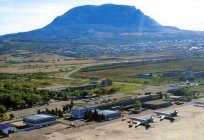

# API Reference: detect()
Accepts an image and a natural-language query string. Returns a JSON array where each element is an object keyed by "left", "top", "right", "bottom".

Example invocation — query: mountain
[
  {"left": 0, "top": 4, "right": 203, "bottom": 57},
  {"left": 0, "top": 4, "right": 178, "bottom": 42},
  {"left": 48, "top": 4, "right": 163, "bottom": 31}
]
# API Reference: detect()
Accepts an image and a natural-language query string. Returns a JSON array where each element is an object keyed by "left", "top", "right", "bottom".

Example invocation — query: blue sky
[{"left": 0, "top": 0, "right": 204, "bottom": 35}]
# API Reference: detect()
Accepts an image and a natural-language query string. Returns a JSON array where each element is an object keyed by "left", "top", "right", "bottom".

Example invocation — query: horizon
[{"left": 1, "top": 0, "right": 204, "bottom": 35}]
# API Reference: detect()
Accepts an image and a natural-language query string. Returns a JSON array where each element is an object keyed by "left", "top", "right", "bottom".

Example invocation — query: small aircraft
[
  {"left": 129, "top": 116, "right": 154, "bottom": 129},
  {"left": 194, "top": 101, "right": 204, "bottom": 107},
  {"left": 154, "top": 110, "right": 178, "bottom": 122},
  {"left": 195, "top": 101, "right": 204, "bottom": 104},
  {"left": 194, "top": 103, "right": 204, "bottom": 108}
]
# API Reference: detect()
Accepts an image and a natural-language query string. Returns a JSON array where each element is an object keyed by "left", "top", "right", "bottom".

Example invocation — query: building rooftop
[
  {"left": 143, "top": 100, "right": 169, "bottom": 105},
  {"left": 0, "top": 123, "right": 13, "bottom": 130},
  {"left": 170, "top": 96, "right": 183, "bottom": 99},
  {"left": 97, "top": 110, "right": 120, "bottom": 115},
  {"left": 24, "top": 114, "right": 56, "bottom": 121}
]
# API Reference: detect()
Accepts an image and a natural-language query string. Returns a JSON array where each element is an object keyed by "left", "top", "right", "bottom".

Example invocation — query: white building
[
  {"left": 23, "top": 114, "right": 57, "bottom": 128},
  {"left": 0, "top": 124, "right": 16, "bottom": 135}
]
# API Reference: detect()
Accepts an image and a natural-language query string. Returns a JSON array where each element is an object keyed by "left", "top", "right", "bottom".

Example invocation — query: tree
[
  {"left": 81, "top": 90, "right": 89, "bottom": 97},
  {"left": 86, "top": 110, "right": 93, "bottom": 121},
  {"left": 58, "top": 110, "right": 63, "bottom": 118},
  {"left": 42, "top": 95, "right": 50, "bottom": 104},
  {"left": 37, "top": 109, "right": 41, "bottom": 114},
  {"left": 17, "top": 100, "right": 26, "bottom": 109},
  {"left": 9, "top": 113, "right": 15, "bottom": 120},
  {"left": 99, "top": 88, "right": 107, "bottom": 95},
  {"left": 63, "top": 104, "right": 69, "bottom": 112},
  {"left": 100, "top": 114, "right": 105, "bottom": 121},
  {"left": 26, "top": 94, "right": 42, "bottom": 107},
  {"left": 70, "top": 100, "right": 74, "bottom": 110},
  {"left": 51, "top": 109, "right": 56, "bottom": 115},
  {"left": 93, "top": 109, "right": 99, "bottom": 121},
  {"left": 0, "top": 105, "right": 6, "bottom": 114},
  {"left": 108, "top": 88, "right": 117, "bottom": 94},
  {"left": 135, "top": 101, "right": 142, "bottom": 110}
]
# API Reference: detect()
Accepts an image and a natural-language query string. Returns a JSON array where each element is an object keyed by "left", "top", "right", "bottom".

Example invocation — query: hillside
[
  {"left": 0, "top": 4, "right": 204, "bottom": 57},
  {"left": 0, "top": 4, "right": 178, "bottom": 42}
]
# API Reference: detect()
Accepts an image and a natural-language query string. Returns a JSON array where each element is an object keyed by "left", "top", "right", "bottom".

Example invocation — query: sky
[{"left": 0, "top": 0, "right": 204, "bottom": 35}]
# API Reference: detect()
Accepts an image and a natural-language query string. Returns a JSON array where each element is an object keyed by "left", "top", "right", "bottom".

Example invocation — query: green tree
[
  {"left": 9, "top": 113, "right": 15, "bottom": 120},
  {"left": 37, "top": 109, "right": 41, "bottom": 114},
  {"left": 17, "top": 99, "right": 26, "bottom": 108},
  {"left": 86, "top": 110, "right": 93, "bottom": 121},
  {"left": 70, "top": 100, "right": 74, "bottom": 110},
  {"left": 163, "top": 93, "right": 170, "bottom": 100},
  {"left": 93, "top": 110, "right": 99, "bottom": 121},
  {"left": 81, "top": 90, "right": 89, "bottom": 97},
  {"left": 58, "top": 110, "right": 63, "bottom": 118},
  {"left": 135, "top": 101, "right": 142, "bottom": 110},
  {"left": 0, "top": 105, "right": 6, "bottom": 114}
]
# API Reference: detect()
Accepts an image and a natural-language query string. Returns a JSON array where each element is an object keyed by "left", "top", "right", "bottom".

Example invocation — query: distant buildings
[
  {"left": 130, "top": 73, "right": 152, "bottom": 79},
  {"left": 23, "top": 114, "right": 57, "bottom": 128},
  {"left": 136, "top": 73, "right": 153, "bottom": 79},
  {"left": 163, "top": 71, "right": 182, "bottom": 78},
  {"left": 163, "top": 67, "right": 196, "bottom": 80},
  {"left": 0, "top": 124, "right": 16, "bottom": 136}
]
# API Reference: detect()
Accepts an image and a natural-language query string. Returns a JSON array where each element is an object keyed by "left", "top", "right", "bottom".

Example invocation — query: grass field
[
  {"left": 0, "top": 78, "right": 88, "bottom": 89},
  {"left": 112, "top": 76, "right": 179, "bottom": 86},
  {"left": 90, "top": 83, "right": 145, "bottom": 94},
  {"left": 78, "top": 58, "right": 204, "bottom": 78},
  {"left": 76, "top": 58, "right": 204, "bottom": 86},
  {"left": 0, "top": 52, "right": 96, "bottom": 74}
]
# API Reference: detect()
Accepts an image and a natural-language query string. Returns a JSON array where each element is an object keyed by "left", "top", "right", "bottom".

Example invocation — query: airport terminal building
[{"left": 23, "top": 114, "right": 57, "bottom": 128}]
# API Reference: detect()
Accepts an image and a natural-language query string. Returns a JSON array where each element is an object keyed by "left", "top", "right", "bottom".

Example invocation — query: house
[
  {"left": 23, "top": 114, "right": 57, "bottom": 128},
  {"left": 70, "top": 107, "right": 96, "bottom": 119},
  {"left": 0, "top": 124, "right": 16, "bottom": 136}
]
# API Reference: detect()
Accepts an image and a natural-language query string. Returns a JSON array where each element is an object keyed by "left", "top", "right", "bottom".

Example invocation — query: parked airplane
[
  {"left": 194, "top": 101, "right": 204, "bottom": 105},
  {"left": 129, "top": 116, "right": 154, "bottom": 129},
  {"left": 194, "top": 101, "right": 204, "bottom": 108},
  {"left": 154, "top": 110, "right": 178, "bottom": 122},
  {"left": 194, "top": 104, "right": 204, "bottom": 107}
]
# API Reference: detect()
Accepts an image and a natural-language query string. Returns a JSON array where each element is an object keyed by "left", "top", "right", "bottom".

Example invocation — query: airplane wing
[
  {"left": 160, "top": 115, "right": 166, "bottom": 120},
  {"left": 133, "top": 121, "right": 141, "bottom": 127},
  {"left": 155, "top": 111, "right": 171, "bottom": 116},
  {"left": 130, "top": 117, "right": 145, "bottom": 122}
]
